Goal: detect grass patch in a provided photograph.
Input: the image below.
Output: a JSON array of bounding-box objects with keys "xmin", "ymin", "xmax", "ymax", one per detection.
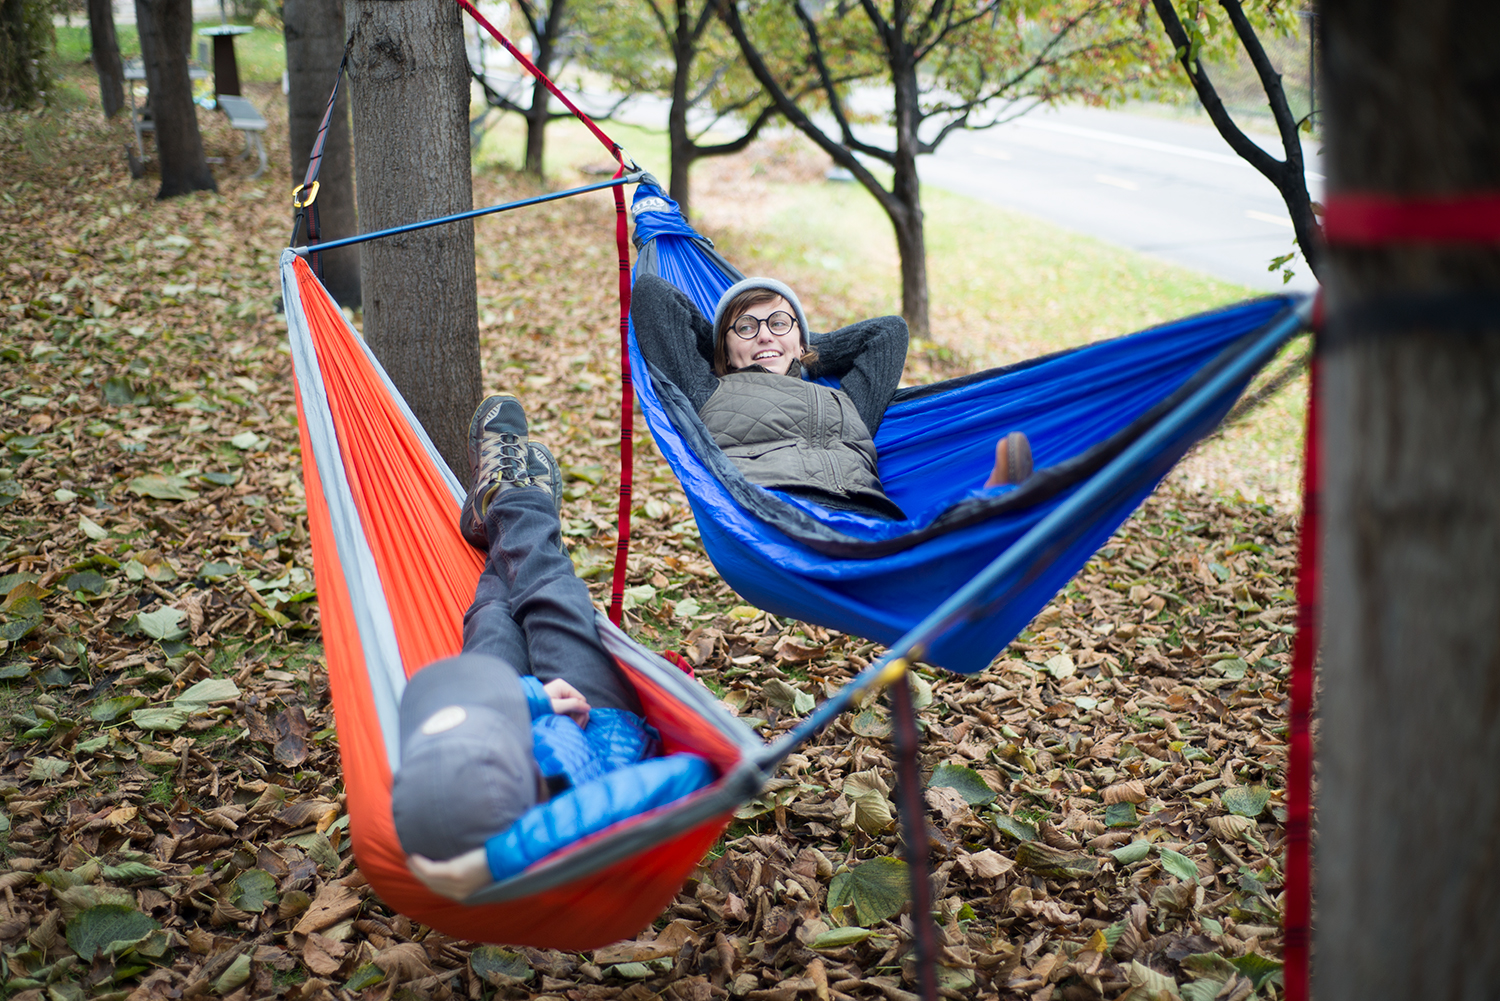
[{"xmin": 53, "ymin": 22, "xmax": 286, "ymax": 84}]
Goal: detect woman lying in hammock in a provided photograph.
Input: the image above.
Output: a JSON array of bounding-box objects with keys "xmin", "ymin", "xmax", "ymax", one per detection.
[
  {"xmin": 393, "ymin": 395, "xmax": 713, "ymax": 902},
  {"xmin": 631, "ymin": 274, "xmax": 1032, "ymax": 520}
]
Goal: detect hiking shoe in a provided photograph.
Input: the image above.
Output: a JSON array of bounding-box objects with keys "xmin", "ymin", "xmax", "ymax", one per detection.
[
  {"xmin": 460, "ymin": 395, "xmax": 530, "ymax": 551},
  {"xmin": 527, "ymin": 441, "xmax": 563, "ymax": 518},
  {"xmin": 985, "ymin": 431, "xmax": 1033, "ymax": 489}
]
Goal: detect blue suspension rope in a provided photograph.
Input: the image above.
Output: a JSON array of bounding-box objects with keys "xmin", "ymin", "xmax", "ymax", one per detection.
[{"xmin": 289, "ymin": 172, "xmax": 646, "ymax": 256}]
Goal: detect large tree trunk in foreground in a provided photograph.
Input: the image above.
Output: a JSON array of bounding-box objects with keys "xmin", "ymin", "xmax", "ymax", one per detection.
[
  {"xmin": 135, "ymin": 0, "xmax": 215, "ymax": 198},
  {"xmin": 346, "ymin": 0, "xmax": 480, "ymax": 483},
  {"xmin": 87, "ymin": 0, "xmax": 124, "ymax": 118},
  {"xmin": 285, "ymin": 0, "xmax": 361, "ymax": 309},
  {"xmin": 1316, "ymin": 2, "xmax": 1500, "ymax": 998}
]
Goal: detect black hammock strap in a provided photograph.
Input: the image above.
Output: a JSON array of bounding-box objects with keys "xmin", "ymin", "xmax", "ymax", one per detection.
[{"xmin": 289, "ymin": 30, "xmax": 356, "ymax": 277}]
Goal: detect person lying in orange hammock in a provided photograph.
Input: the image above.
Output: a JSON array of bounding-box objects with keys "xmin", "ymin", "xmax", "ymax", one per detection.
[{"xmin": 393, "ymin": 396, "xmax": 713, "ymax": 902}]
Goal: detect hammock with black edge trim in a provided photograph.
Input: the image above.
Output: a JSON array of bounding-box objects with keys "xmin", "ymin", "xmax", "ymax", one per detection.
[{"xmin": 629, "ymin": 183, "xmax": 1308, "ymax": 672}]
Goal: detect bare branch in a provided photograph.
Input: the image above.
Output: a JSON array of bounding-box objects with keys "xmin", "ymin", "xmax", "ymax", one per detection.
[
  {"xmin": 791, "ymin": 0, "xmax": 894, "ymax": 161},
  {"xmin": 718, "ymin": 0, "xmax": 899, "ymax": 216}
]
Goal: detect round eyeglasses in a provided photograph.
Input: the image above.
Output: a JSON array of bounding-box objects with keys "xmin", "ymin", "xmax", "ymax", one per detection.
[{"xmin": 731, "ymin": 311, "xmax": 797, "ymax": 339}]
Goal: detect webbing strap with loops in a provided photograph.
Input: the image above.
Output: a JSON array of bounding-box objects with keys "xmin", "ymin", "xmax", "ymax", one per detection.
[
  {"xmin": 1283, "ymin": 350, "xmax": 1319, "ymax": 1001},
  {"xmin": 290, "ymin": 32, "xmax": 355, "ymax": 279},
  {"xmin": 891, "ymin": 678, "xmax": 938, "ymax": 1001},
  {"xmin": 453, "ymin": 0, "xmax": 636, "ymax": 626}
]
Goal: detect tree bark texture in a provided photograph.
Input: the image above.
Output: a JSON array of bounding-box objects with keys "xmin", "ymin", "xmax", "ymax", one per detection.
[
  {"xmin": 0, "ymin": 0, "xmax": 48, "ymax": 110},
  {"xmin": 285, "ymin": 0, "xmax": 361, "ymax": 308},
  {"xmin": 1317, "ymin": 3, "xmax": 1500, "ymax": 998},
  {"xmin": 135, "ymin": 0, "xmax": 216, "ymax": 199},
  {"xmin": 87, "ymin": 0, "xmax": 124, "ymax": 118},
  {"xmin": 345, "ymin": 0, "xmax": 480, "ymax": 485}
]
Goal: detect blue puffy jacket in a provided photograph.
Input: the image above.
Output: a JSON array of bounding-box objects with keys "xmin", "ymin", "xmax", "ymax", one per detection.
[{"xmin": 482, "ymin": 679, "xmax": 715, "ymax": 882}]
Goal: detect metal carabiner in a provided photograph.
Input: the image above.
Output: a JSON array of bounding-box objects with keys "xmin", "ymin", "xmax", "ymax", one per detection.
[{"xmin": 291, "ymin": 180, "xmax": 321, "ymax": 209}]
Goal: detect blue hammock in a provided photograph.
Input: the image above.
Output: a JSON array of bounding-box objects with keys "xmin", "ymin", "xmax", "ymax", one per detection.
[{"xmin": 627, "ymin": 184, "xmax": 1309, "ymax": 673}]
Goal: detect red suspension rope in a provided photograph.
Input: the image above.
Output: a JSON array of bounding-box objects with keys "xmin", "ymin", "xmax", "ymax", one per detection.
[
  {"xmin": 1323, "ymin": 191, "xmax": 1500, "ymax": 244},
  {"xmin": 452, "ymin": 0, "xmax": 636, "ymax": 624},
  {"xmin": 1283, "ymin": 347, "xmax": 1320, "ymax": 1001}
]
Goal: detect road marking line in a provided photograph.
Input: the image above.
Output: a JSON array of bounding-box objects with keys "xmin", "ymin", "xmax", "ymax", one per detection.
[
  {"xmin": 1245, "ymin": 209, "xmax": 1294, "ymax": 228},
  {"xmin": 1013, "ymin": 117, "xmax": 1326, "ymax": 181},
  {"xmin": 974, "ymin": 147, "xmax": 1011, "ymax": 160},
  {"xmin": 1095, "ymin": 174, "xmax": 1139, "ymax": 191}
]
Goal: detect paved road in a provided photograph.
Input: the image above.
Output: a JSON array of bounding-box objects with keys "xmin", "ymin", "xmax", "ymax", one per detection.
[
  {"xmin": 483, "ymin": 57, "xmax": 1330, "ymax": 293},
  {"xmin": 913, "ymin": 105, "xmax": 1322, "ymax": 292}
]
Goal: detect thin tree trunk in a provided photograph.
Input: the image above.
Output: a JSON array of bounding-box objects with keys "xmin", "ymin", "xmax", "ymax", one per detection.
[
  {"xmin": 524, "ymin": 72, "xmax": 547, "ymax": 175},
  {"xmin": 666, "ymin": 8, "xmax": 694, "ymax": 219},
  {"xmin": 1317, "ymin": 2, "xmax": 1500, "ymax": 998},
  {"xmin": 135, "ymin": 0, "xmax": 215, "ymax": 199},
  {"xmin": 285, "ymin": 0, "xmax": 361, "ymax": 308},
  {"xmin": 87, "ymin": 0, "xmax": 124, "ymax": 118},
  {"xmin": 890, "ymin": 56, "xmax": 928, "ymax": 339},
  {"xmin": 523, "ymin": 0, "xmax": 565, "ymax": 177},
  {"xmin": 345, "ymin": 0, "xmax": 480, "ymax": 484}
]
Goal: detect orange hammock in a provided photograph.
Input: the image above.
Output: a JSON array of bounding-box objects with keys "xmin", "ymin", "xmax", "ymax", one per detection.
[{"xmin": 282, "ymin": 253, "xmax": 765, "ymax": 949}]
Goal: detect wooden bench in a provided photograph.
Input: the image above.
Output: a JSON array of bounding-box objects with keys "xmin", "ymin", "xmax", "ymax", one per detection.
[{"xmin": 215, "ymin": 94, "xmax": 268, "ymax": 180}]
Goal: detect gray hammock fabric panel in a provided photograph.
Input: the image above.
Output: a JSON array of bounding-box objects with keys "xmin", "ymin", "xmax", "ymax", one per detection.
[{"xmin": 281, "ymin": 251, "xmax": 409, "ymax": 774}]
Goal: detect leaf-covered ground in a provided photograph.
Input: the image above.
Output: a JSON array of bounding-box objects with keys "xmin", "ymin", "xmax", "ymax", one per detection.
[{"xmin": 0, "ymin": 76, "xmax": 1300, "ymax": 1001}]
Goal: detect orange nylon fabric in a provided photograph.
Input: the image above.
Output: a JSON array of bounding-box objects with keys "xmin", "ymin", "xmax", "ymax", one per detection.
[{"xmin": 288, "ymin": 257, "xmax": 743, "ymax": 948}]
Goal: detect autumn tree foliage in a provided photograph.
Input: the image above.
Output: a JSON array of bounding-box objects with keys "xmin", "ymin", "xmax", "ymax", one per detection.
[
  {"xmin": 1150, "ymin": 0, "xmax": 1322, "ymax": 279},
  {"xmin": 722, "ymin": 0, "xmax": 1171, "ymax": 338},
  {"xmin": 577, "ymin": 0, "xmax": 780, "ymax": 221}
]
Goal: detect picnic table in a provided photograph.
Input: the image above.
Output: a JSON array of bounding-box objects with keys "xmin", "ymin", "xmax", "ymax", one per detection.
[{"xmin": 123, "ymin": 60, "xmax": 267, "ymax": 180}]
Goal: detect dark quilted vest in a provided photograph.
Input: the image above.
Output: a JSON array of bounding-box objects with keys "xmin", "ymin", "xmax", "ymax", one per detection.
[{"xmin": 699, "ymin": 371, "xmax": 890, "ymax": 509}]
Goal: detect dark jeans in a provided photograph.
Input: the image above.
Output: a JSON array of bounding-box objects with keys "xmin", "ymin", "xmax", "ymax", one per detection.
[{"xmin": 462, "ymin": 485, "xmax": 642, "ymax": 714}]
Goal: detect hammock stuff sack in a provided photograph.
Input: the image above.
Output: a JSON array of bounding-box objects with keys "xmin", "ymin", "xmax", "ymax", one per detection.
[
  {"xmin": 280, "ymin": 250, "xmax": 768, "ymax": 950},
  {"xmin": 628, "ymin": 183, "xmax": 1309, "ymax": 673}
]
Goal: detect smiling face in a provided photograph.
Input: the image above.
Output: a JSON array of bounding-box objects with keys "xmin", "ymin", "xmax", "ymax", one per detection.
[{"xmin": 726, "ymin": 296, "xmax": 803, "ymax": 376}]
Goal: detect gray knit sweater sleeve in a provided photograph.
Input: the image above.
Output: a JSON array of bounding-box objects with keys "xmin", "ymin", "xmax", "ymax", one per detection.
[
  {"xmin": 805, "ymin": 314, "xmax": 909, "ymax": 435},
  {"xmin": 630, "ymin": 274, "xmax": 719, "ymax": 411}
]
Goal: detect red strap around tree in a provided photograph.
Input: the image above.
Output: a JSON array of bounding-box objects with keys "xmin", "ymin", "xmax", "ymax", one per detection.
[
  {"xmin": 452, "ymin": 0, "xmax": 637, "ymax": 624},
  {"xmin": 1323, "ymin": 192, "xmax": 1500, "ymax": 244},
  {"xmin": 1283, "ymin": 350, "xmax": 1320, "ymax": 1001}
]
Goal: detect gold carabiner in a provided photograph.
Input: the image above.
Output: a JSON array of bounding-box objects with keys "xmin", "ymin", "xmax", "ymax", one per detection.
[{"xmin": 291, "ymin": 180, "xmax": 321, "ymax": 208}]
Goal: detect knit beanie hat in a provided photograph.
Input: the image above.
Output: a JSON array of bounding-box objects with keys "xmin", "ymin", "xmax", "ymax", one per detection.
[{"xmin": 711, "ymin": 277, "xmax": 810, "ymax": 349}]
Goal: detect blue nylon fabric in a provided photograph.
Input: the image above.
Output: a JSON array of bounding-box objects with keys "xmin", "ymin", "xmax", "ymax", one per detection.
[
  {"xmin": 627, "ymin": 184, "xmax": 1295, "ymax": 672},
  {"xmin": 520, "ymin": 676, "xmax": 551, "ymax": 719},
  {"xmin": 530, "ymin": 707, "xmax": 660, "ymax": 791},
  {"xmin": 485, "ymin": 754, "xmax": 716, "ymax": 882}
]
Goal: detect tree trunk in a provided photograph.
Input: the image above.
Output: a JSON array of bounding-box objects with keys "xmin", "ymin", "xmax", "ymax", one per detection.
[
  {"xmin": 87, "ymin": 0, "xmax": 124, "ymax": 118},
  {"xmin": 285, "ymin": 0, "xmax": 361, "ymax": 308},
  {"xmin": 890, "ymin": 53, "xmax": 928, "ymax": 339},
  {"xmin": 524, "ymin": 72, "xmax": 547, "ymax": 175},
  {"xmin": 0, "ymin": 0, "xmax": 48, "ymax": 109},
  {"xmin": 1317, "ymin": 3, "xmax": 1500, "ymax": 998},
  {"xmin": 523, "ymin": 0, "xmax": 564, "ymax": 177},
  {"xmin": 666, "ymin": 7, "xmax": 694, "ymax": 220},
  {"xmin": 135, "ymin": 0, "xmax": 216, "ymax": 199},
  {"xmin": 345, "ymin": 0, "xmax": 480, "ymax": 485}
]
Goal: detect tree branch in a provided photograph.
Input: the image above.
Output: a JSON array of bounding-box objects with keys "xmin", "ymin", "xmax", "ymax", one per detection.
[
  {"xmin": 718, "ymin": 0, "xmax": 899, "ymax": 217},
  {"xmin": 689, "ymin": 100, "xmax": 779, "ymax": 157},
  {"xmin": 1150, "ymin": 0, "xmax": 1323, "ymax": 277},
  {"xmin": 792, "ymin": 0, "xmax": 892, "ymax": 162}
]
